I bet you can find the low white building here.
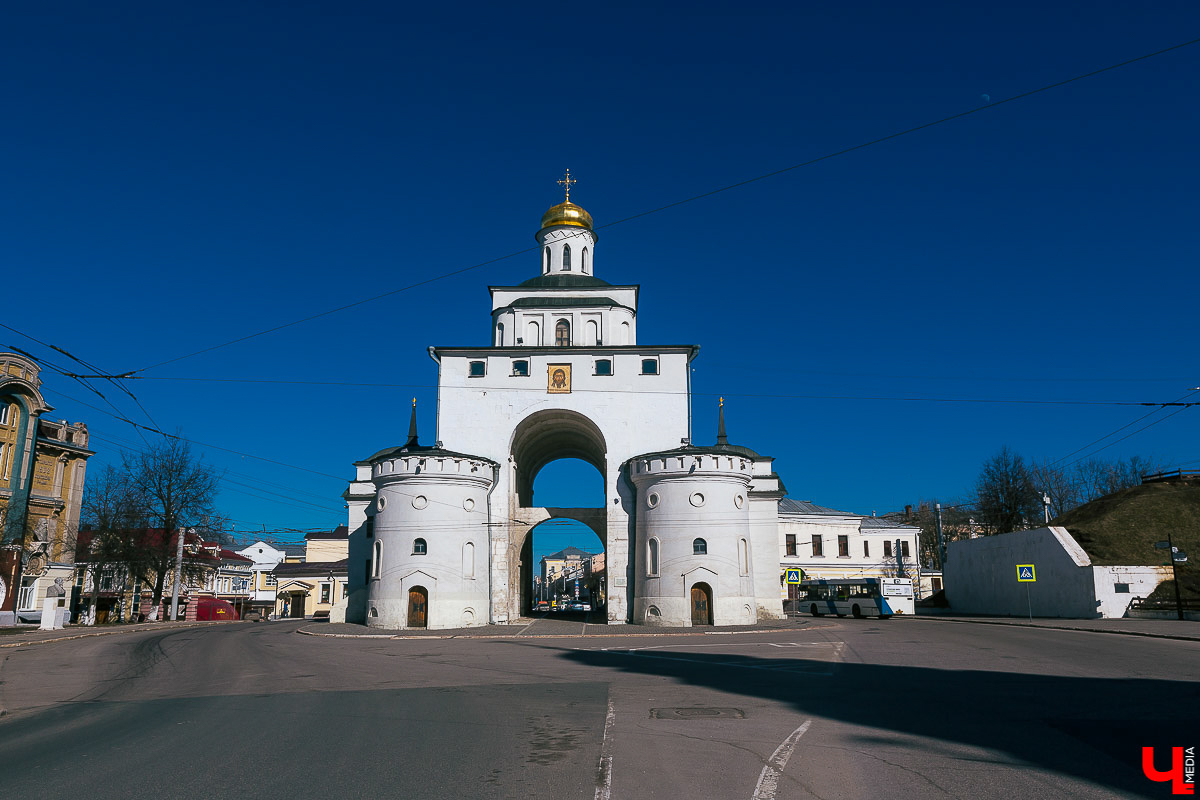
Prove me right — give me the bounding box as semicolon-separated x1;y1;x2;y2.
236;540;289;616
944;526;1170;618
777;499;922;606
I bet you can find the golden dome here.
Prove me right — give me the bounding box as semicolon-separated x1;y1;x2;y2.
540;201;593;231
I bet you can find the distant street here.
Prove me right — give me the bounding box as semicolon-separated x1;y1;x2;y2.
1;619;1196;799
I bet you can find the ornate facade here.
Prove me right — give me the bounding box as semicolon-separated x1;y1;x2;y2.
0;352;92;624
343;194;786;629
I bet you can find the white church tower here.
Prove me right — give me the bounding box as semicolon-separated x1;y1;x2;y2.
345;174;785;629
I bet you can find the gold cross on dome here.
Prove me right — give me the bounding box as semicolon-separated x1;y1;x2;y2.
557;169;576;202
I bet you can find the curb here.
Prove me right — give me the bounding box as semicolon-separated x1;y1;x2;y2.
296;621;829;641
0;620;240;649
908;615;1200;643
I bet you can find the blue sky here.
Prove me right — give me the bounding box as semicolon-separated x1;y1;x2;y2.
3;2;1197;551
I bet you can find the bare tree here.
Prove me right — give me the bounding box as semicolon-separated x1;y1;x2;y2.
974;446;1040;534
123;436;221;616
1028;460;1080;520
78;465;142;625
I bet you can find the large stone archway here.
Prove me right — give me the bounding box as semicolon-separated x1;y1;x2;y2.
507;409;609;619
510;409;607;507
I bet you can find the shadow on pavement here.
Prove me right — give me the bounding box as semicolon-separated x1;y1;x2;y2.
560;647;1198;798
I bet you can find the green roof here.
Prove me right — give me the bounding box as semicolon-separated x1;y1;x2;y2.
507;296;626;310
516;274;612;289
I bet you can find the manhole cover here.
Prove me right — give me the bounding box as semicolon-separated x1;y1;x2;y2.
650;707;745;720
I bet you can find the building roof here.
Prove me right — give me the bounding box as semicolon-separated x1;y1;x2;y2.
272;558;348;577
514;273;612;289
860;516;919;530
779;498;856;516
506;296;631;311
219;549;254;563
542;546;595;560
778;498;920;530
356;441;497;466
305;526;349;541
632;441;763;462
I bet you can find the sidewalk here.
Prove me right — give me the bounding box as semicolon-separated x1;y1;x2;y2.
0;619;243;648
909;612;1200;642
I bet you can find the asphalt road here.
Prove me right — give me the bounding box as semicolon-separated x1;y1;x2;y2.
0;619;1196;799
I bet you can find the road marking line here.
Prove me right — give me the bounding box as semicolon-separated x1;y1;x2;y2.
751;720;812;800
595;692;616;800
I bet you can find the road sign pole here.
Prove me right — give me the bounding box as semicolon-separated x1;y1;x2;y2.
1026;583;1032;622
1169;531;1183;621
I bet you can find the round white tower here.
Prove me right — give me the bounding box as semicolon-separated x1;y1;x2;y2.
362;405;497;630
629;449;758;626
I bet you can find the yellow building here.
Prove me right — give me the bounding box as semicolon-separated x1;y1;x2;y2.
1;352;92;624
271;527;349;619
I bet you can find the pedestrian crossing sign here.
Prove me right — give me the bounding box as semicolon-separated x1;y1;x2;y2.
1016;564;1036;582
785;569;802;584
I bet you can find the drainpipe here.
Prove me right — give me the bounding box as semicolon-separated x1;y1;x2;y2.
485;462;500;623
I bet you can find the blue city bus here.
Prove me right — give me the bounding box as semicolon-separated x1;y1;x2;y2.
800;577;914;618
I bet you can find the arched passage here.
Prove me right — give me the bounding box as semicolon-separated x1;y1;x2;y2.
523;518;605;617
510;409;607;507
510;409;609;619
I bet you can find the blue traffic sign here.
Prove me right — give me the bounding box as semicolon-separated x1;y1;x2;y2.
785;569;802;584
1016;564;1036;582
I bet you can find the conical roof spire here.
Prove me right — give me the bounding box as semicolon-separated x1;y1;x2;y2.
717;397;728;446
406;398;419;447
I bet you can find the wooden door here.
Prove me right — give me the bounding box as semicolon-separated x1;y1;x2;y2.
408;587;428;628
691;583;712;626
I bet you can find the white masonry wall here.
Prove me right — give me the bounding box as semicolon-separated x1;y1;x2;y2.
434;346;694;624
945;526;1168;618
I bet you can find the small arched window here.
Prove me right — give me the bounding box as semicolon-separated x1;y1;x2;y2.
463;542;475;579
648;538;659;576
555;319;570;347
413;538;427;555
693;538;707;555
739;538;749;575
372;540;382;578
581;247;590;273
543;247;551;274
585;319;599;346
496;323;504;346
526;320;540;346
561;244;572;270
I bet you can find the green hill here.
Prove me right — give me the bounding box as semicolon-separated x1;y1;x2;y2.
1051;478;1199;600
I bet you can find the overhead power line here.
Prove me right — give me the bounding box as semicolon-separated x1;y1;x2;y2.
116;35;1200;376
80;373;1200;408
